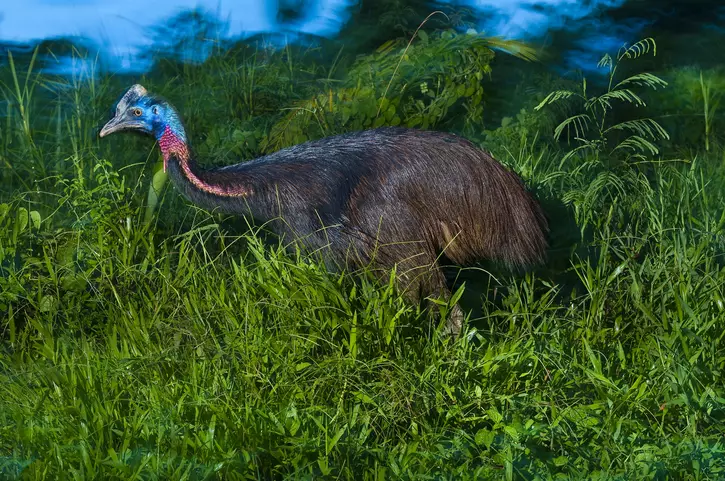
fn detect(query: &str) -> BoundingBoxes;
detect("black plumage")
[101,85,549,336]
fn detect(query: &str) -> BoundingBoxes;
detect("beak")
[99,115,125,138]
[99,116,146,138]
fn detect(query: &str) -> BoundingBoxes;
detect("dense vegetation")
[1,10,724,480]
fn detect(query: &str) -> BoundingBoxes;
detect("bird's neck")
[157,124,253,210]
[158,125,190,174]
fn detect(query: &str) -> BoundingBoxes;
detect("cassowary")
[100,84,548,336]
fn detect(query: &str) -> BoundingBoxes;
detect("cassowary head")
[99,84,185,142]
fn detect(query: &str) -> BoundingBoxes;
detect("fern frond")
[617,37,657,61]
[604,118,669,141]
[561,189,583,206]
[559,140,601,166]
[597,53,613,70]
[614,72,668,91]
[534,90,581,111]
[562,170,628,213]
[535,37,668,166]
[585,170,627,203]
[553,114,591,142]
[611,135,661,156]
[587,89,646,110]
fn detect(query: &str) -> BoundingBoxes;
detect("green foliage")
[653,66,725,151]
[536,38,670,167]
[1,26,725,480]
[533,39,678,233]
[261,29,538,151]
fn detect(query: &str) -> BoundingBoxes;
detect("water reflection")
[1,0,353,73]
[0,0,723,75]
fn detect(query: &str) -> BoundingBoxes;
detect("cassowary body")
[100,84,548,336]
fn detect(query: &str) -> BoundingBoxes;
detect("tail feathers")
[436,170,548,270]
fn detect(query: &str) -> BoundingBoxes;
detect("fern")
[535,37,669,166]
[534,89,581,111]
[613,72,668,90]
[604,119,669,141]
[612,135,661,156]
[553,113,591,142]
[589,89,647,109]
[536,38,669,232]
[617,37,657,61]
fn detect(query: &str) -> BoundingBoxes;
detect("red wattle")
[157,124,250,197]
[159,125,188,172]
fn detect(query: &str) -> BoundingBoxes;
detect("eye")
[132,108,143,117]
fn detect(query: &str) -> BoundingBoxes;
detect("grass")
[0,30,724,480]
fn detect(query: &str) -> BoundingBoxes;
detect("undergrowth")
[0,26,724,481]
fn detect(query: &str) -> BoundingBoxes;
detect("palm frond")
[587,89,647,110]
[553,114,591,142]
[604,119,670,141]
[559,140,602,166]
[530,37,670,166]
[614,72,668,91]
[617,37,657,61]
[585,170,628,205]
[534,90,580,111]
[611,135,661,156]
[597,53,613,70]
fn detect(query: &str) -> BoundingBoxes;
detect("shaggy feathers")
[102,85,549,336]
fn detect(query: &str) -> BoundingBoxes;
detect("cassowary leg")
[340,233,464,337]
[393,255,465,338]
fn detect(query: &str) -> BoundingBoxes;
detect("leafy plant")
[535,38,669,167]
[533,39,676,233]
[261,28,537,151]
[1,23,725,480]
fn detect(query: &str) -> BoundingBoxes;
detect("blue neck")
[154,104,187,143]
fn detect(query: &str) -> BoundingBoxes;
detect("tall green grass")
[0,32,724,480]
